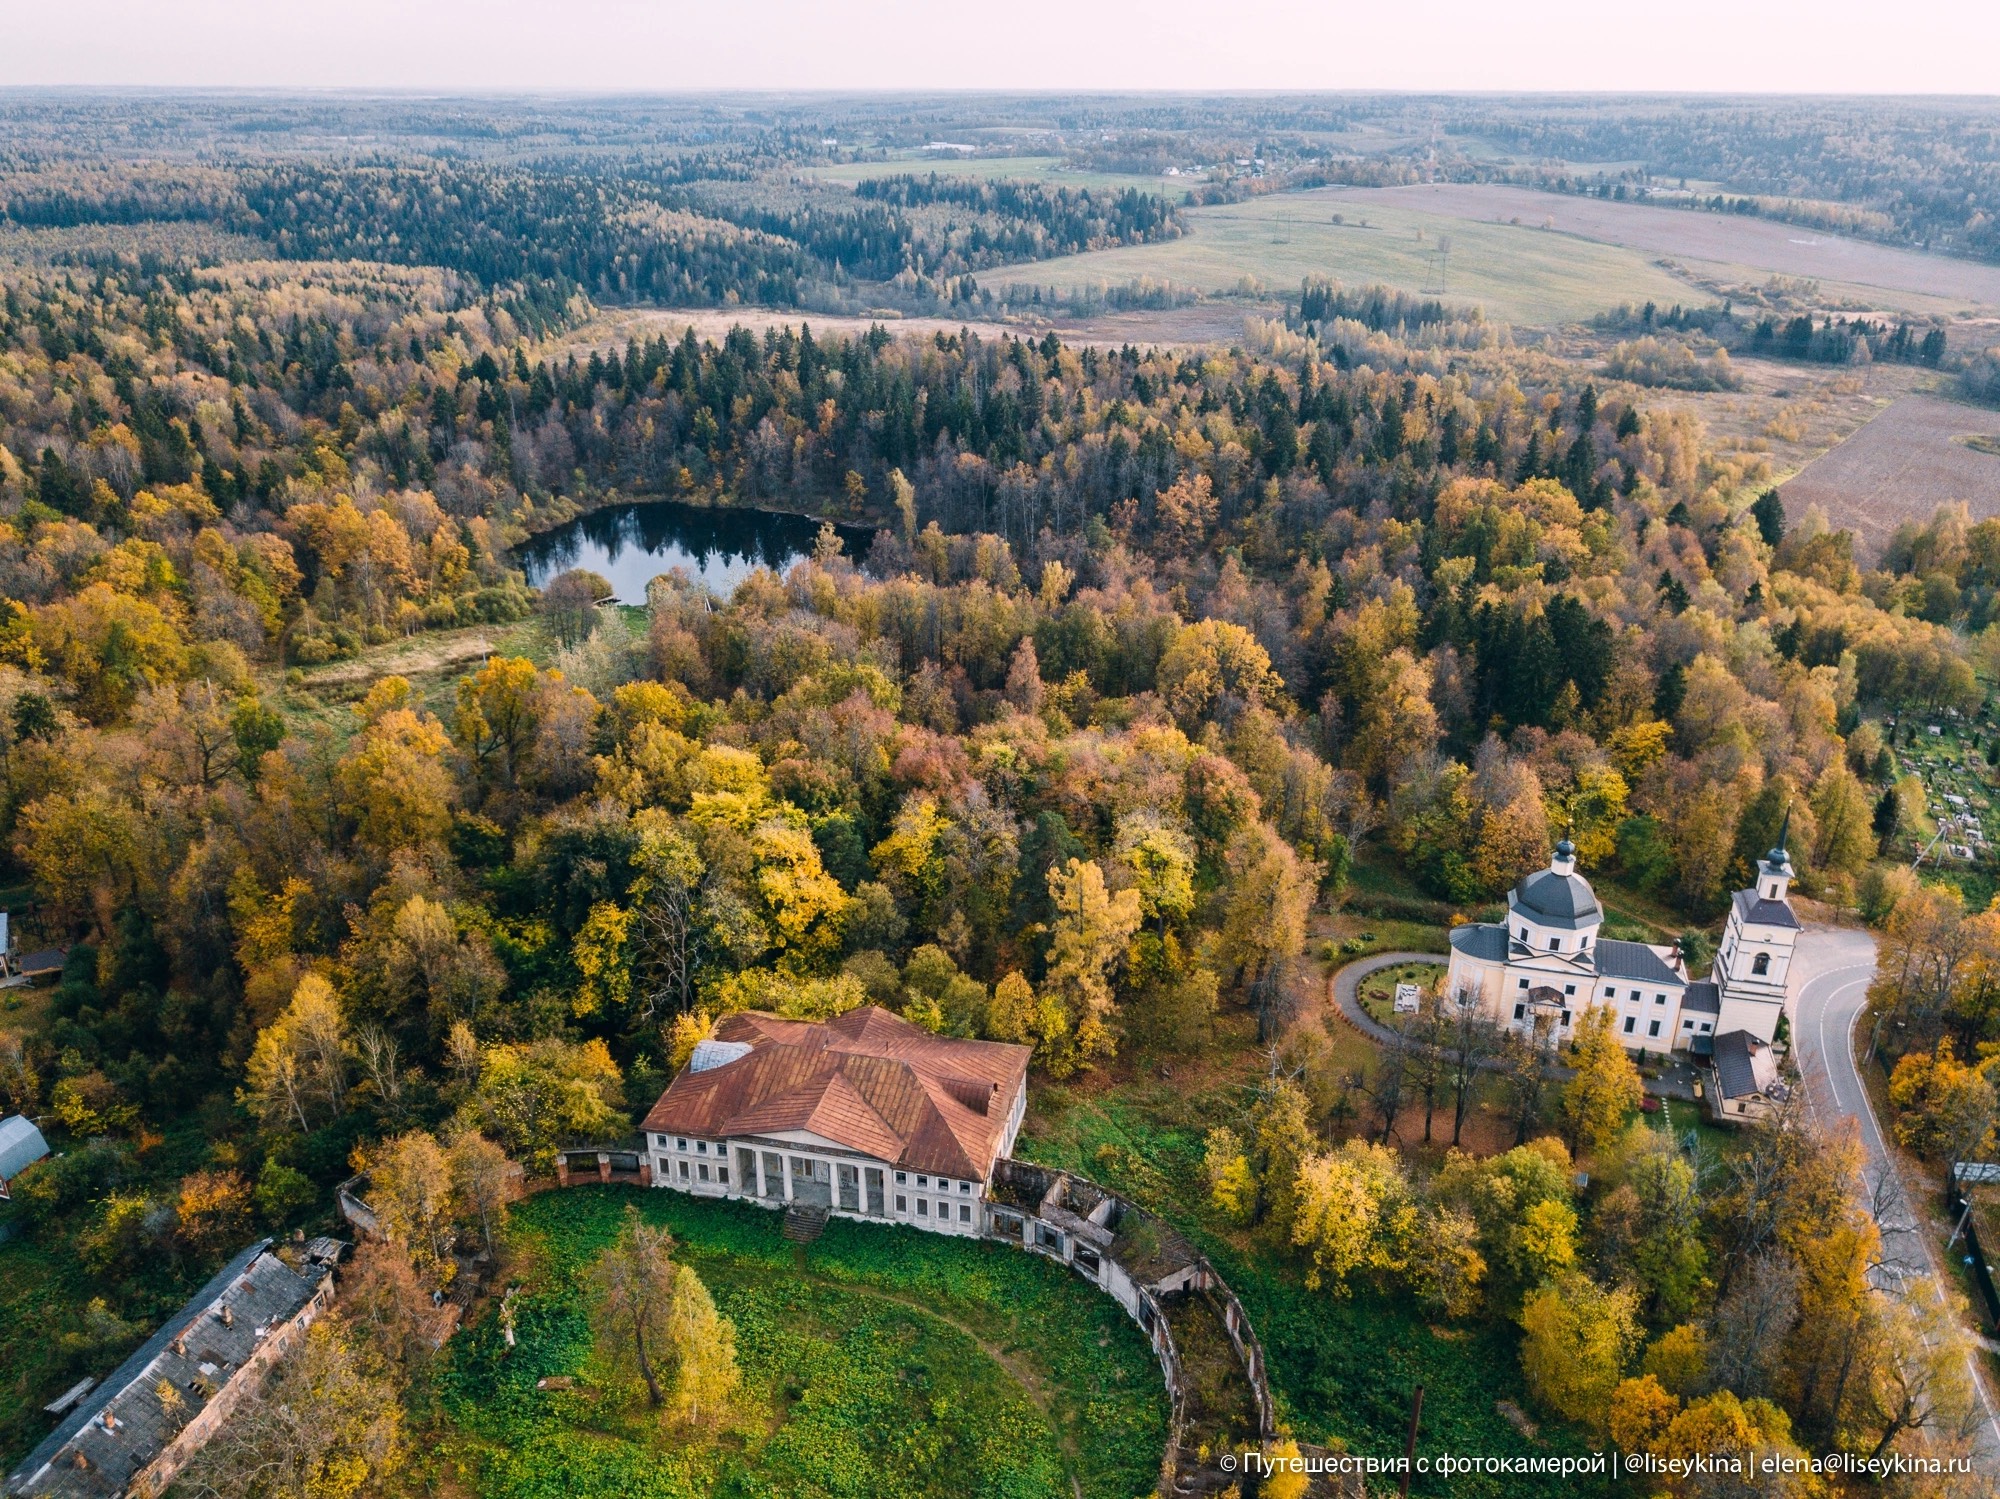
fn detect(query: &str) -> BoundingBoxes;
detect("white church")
[1444,821,1802,1064]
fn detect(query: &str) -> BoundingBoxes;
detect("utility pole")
[1399,1384,1425,1498]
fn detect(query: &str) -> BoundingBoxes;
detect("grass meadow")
[427,1186,1167,1499]
[983,191,1698,328]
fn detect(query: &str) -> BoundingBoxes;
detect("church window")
[1564,985,1575,995]
[1752,952,1770,975]
[1513,1004,1525,1020]
[1519,978,1529,990]
[1767,884,1777,899]
[1549,936,1561,951]
[1560,1011,1571,1026]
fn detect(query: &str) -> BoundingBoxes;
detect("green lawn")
[428,1187,1167,1499]
[0,1228,102,1466]
[1357,960,1448,1024]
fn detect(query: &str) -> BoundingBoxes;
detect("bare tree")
[1444,986,1504,1146]
[352,1024,409,1127]
[1496,1019,1557,1146]
[1705,1250,1801,1401]
[1362,1031,1412,1145]
[447,1128,514,1255]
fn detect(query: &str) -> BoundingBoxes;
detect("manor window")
[1623,1016,1636,1034]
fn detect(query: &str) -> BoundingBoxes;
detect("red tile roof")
[641,1006,1031,1180]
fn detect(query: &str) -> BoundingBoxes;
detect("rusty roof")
[641,1006,1030,1180]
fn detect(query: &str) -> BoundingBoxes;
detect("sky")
[4,0,1999,95]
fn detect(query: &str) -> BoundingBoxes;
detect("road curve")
[1789,924,2000,1464]
[1329,949,1445,1044]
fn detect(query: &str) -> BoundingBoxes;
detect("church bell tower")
[1713,808,1801,1043]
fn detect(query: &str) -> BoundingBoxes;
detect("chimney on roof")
[100,1410,117,1433]
[219,1304,234,1328]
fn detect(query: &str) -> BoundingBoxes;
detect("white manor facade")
[640,1005,1031,1236]
[1445,828,1802,1057]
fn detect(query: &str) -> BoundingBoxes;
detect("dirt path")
[796,1267,1088,1499]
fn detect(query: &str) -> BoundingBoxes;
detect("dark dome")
[1514,866,1601,924]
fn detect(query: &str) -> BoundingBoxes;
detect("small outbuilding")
[0,1115,50,1199]
[1705,1030,1789,1124]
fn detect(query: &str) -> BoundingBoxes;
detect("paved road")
[1329,950,1445,1044]
[1789,925,2000,1465]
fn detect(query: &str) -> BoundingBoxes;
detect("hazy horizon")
[7,0,1999,96]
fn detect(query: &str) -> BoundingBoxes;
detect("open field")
[431,1187,1166,1499]
[1779,393,2000,558]
[806,154,1162,191]
[983,190,1701,327]
[1328,184,2000,315]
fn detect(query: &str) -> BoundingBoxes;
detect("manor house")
[1444,826,1802,1059]
[641,1005,1031,1234]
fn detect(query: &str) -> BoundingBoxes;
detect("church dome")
[1514,865,1601,924]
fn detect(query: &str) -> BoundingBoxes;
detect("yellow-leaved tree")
[240,973,351,1134]
[1517,1270,1639,1430]
[1042,857,1142,1066]
[1291,1140,1414,1296]
[1561,1006,1644,1156]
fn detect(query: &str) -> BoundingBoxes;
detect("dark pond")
[515,499,875,603]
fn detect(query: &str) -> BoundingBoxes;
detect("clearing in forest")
[1328,184,2000,314]
[982,189,1698,328]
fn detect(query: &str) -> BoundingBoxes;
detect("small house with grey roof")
[0,1115,49,1198]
